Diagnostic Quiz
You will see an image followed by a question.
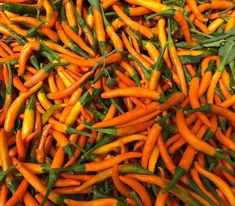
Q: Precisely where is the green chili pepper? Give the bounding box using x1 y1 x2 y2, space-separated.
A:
0 2 39 15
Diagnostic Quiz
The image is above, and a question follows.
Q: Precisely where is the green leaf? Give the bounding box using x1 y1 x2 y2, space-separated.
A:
229 60 235 82
199 27 235 46
202 39 225 48
219 39 235 65
162 0 185 7
179 54 203 64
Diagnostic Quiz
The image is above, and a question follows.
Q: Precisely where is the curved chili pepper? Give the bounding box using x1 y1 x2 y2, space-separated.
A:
4 81 42 135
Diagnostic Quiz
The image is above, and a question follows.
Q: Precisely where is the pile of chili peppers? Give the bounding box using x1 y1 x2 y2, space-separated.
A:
0 0 235 205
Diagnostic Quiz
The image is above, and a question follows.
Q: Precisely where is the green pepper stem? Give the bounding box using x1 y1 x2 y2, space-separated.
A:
195 65 201 78
6 179 18 195
92 69 106 83
63 144 73 157
78 91 90 105
70 0 92 41
6 64 13 94
217 149 235 158
52 164 85 173
100 3 110 27
84 88 100 104
0 59 18 66
71 142 87 153
86 124 116 135
205 61 215 73
42 103 66 125
183 65 192 82
167 19 173 46
40 42 60 61
60 1 66 22
131 191 144 206
27 20 46 37
162 167 185 194
129 55 150 79
41 51 54 63
0 164 16 183
39 173 58 206
41 164 51 174
206 155 217 171
0 23 27 44
146 9 175 20
153 44 167 72
119 164 153 175
218 165 235 176
131 73 140 87
203 130 213 141
87 106 105 120
66 126 93 137
81 135 115 160
201 177 225 206
88 0 100 10
44 62 69 73
71 142 97 162
1 2 38 15
26 94 35 110
29 55 40 70
94 49 119 72
71 44 90 58
99 41 106 56
184 104 211 114
215 151 235 167
110 98 124 114
187 180 217 206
